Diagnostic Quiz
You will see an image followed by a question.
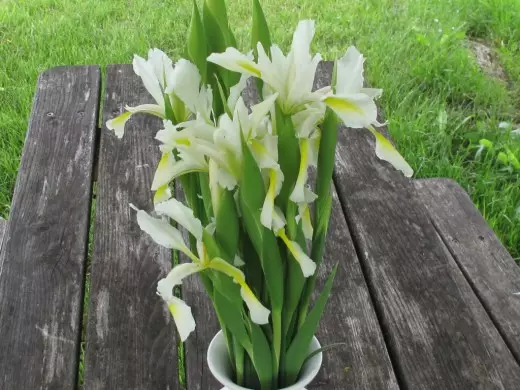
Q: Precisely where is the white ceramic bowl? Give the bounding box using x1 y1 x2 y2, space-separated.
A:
207 330 322 390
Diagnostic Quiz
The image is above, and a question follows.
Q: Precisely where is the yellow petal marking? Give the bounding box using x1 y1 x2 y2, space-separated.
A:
324 96 364 114
237 60 261 77
153 184 172 205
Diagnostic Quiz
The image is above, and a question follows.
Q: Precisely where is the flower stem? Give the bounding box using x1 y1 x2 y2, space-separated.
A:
272 308 282 381
233 337 245 386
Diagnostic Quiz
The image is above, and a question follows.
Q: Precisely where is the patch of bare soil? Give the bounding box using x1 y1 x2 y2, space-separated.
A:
466 39 507 82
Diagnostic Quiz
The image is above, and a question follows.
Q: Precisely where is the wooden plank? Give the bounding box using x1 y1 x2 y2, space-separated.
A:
0 66 100 389
83 65 178 390
313 189 399 389
313 62 520 388
0 219 6 254
415 178 520 362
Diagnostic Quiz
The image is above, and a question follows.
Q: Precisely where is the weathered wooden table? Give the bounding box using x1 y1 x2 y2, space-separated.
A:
1 63 519 390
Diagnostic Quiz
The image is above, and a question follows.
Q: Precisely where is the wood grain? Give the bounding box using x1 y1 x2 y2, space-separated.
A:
415 178 520 362
313 62 520 388
312 189 399 389
83 65 178 390
0 219 6 255
0 66 100 389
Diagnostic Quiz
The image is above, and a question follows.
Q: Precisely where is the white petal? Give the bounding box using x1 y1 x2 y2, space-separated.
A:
323 93 378 128
155 198 203 241
361 88 383 99
208 47 262 78
151 150 208 190
228 73 251 112
214 113 241 156
207 258 269 324
208 257 246 283
250 136 278 169
166 59 202 114
291 20 315 64
165 296 196 342
106 112 132 139
151 152 176 191
289 138 311 203
271 206 287 233
148 48 174 89
286 20 322 109
292 103 325 138
260 169 284 229
125 104 165 118
336 46 365 95
133 54 164 105
250 92 279 131
135 210 190 253
308 129 321 167
153 184 172 205
216 167 237 190
279 231 316 277
205 221 217 235
234 255 245 267
256 43 286 96
208 159 222 214
304 186 318 203
368 127 414 178
197 84 214 122
158 263 203 296
240 285 270 324
297 202 313 240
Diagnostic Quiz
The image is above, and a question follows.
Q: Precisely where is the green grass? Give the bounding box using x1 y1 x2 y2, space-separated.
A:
1 0 519 260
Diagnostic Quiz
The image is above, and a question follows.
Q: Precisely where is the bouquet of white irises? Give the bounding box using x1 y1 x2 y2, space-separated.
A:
107 1 412 388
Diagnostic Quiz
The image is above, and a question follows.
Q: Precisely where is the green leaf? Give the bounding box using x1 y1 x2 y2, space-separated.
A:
331 59 338 94
260 229 284 309
214 75 233 118
163 93 176 123
283 202 307 339
315 108 339 203
187 0 207 82
172 92 188 124
205 0 230 36
298 189 332 327
238 133 266 253
249 322 273 390
275 103 300 210
301 342 347 367
206 0 237 49
243 234 264 298
239 136 284 310
198 172 213 220
284 264 338 385
252 0 272 59
214 290 253 354
244 352 260 389
233 336 245 385
203 1 227 54
203 230 241 304
216 189 239 260
204 0 239 90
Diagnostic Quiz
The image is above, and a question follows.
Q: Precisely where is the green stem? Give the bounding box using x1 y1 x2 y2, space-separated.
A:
272 309 282 381
233 337 245 386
